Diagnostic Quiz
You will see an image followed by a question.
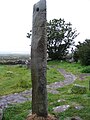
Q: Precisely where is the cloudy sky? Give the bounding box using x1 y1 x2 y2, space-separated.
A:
0 0 90 54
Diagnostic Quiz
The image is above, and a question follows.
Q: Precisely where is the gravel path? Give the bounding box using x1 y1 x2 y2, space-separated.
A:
0 68 77 119
47 68 77 94
78 73 90 80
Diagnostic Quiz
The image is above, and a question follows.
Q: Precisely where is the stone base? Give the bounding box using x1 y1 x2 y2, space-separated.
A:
26 114 57 120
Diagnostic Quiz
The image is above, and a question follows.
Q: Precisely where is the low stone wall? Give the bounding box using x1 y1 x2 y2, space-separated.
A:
0 59 27 65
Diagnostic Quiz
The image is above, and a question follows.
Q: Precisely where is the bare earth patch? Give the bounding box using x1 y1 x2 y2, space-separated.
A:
26 114 58 120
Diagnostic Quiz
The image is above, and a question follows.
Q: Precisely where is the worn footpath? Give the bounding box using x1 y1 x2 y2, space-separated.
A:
0 68 81 119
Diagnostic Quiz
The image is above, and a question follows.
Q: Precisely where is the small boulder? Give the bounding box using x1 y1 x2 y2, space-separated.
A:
71 84 87 94
53 105 70 113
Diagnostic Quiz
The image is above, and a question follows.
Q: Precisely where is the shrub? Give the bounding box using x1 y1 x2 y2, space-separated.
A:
81 66 90 73
75 39 90 66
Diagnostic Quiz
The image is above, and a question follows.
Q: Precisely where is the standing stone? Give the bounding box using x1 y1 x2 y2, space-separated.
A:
31 0 47 117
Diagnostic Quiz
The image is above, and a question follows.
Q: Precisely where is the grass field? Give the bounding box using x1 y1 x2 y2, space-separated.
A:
0 61 90 120
0 65 31 95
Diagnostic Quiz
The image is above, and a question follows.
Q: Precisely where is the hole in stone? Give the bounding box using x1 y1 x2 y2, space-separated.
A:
36 7 39 12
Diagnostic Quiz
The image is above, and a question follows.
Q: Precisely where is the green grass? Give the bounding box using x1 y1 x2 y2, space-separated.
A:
0 64 64 96
1 61 90 120
0 65 31 96
47 66 64 84
2 101 31 120
81 66 90 73
48 60 88 74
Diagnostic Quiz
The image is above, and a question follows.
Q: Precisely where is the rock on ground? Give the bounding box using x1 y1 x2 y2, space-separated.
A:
71 84 87 94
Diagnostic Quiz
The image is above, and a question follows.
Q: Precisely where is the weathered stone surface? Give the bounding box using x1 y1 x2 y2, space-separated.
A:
0 89 32 114
31 0 47 117
74 105 84 110
53 105 70 113
71 84 87 94
0 109 3 120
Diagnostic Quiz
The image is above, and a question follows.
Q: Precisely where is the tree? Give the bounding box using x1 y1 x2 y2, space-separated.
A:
27 18 79 60
47 18 79 60
75 39 90 65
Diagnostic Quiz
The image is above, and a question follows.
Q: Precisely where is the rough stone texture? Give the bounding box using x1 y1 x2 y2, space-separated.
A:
31 0 48 117
0 109 3 120
53 105 70 113
71 84 87 94
0 89 32 119
74 105 84 110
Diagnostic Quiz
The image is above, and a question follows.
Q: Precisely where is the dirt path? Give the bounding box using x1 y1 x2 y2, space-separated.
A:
0 69 77 111
47 68 77 94
1 68 90 119
0 68 77 119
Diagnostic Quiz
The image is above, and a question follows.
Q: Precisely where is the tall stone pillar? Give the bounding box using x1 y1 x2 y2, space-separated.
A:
31 0 47 117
